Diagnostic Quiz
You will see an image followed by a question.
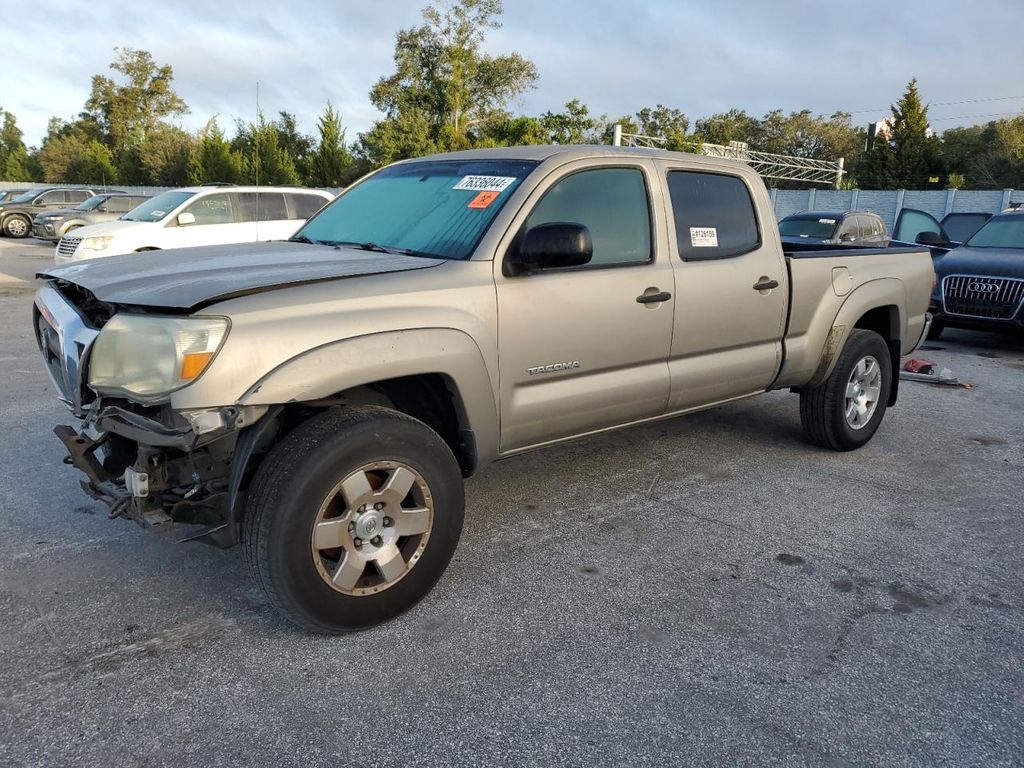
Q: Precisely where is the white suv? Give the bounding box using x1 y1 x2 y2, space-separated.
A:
54 185 333 263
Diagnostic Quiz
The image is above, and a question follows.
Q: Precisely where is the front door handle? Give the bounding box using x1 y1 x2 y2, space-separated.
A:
636 291 672 304
753 278 779 291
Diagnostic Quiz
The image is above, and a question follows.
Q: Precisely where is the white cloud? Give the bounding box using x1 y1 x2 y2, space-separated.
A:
1 0 1019 148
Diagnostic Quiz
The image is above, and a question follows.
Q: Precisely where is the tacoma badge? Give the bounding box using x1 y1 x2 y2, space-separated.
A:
527 361 581 375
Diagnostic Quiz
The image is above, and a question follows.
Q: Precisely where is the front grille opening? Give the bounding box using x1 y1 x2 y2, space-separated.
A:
942 275 1024 320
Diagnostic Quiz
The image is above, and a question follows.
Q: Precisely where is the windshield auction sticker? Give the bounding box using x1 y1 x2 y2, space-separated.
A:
453 175 517 192
690 227 719 247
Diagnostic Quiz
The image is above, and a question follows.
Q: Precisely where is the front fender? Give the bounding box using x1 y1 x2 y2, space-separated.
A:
236 328 500 463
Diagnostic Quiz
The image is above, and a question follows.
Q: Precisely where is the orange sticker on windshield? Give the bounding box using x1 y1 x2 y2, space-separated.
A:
468 191 500 209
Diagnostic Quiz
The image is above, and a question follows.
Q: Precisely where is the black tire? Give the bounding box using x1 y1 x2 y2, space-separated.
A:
799 329 892 451
926 321 944 340
3 215 30 238
243 406 464 633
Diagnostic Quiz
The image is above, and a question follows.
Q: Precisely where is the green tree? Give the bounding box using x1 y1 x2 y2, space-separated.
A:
140 124 194 185
307 103 353 186
694 109 760 145
275 111 314 181
84 47 188 161
233 115 301 185
860 79 943 189
635 104 695 150
360 0 538 165
190 118 245 184
540 99 596 144
38 131 117 184
0 108 32 181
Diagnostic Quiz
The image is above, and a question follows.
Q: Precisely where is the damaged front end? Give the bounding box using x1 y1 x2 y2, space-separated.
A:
34 281 276 548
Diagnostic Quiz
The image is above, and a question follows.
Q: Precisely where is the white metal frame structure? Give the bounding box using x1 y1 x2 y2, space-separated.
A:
611 125 846 188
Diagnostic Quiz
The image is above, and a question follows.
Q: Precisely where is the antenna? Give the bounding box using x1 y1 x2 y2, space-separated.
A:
255 80 260 242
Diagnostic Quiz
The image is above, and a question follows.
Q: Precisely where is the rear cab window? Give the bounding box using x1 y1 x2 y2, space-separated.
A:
666 171 760 260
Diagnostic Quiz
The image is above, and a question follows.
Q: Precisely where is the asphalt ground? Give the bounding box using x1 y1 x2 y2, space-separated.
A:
1 237 1022 767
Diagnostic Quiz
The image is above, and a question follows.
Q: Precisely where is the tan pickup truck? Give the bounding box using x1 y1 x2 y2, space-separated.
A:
33 146 934 632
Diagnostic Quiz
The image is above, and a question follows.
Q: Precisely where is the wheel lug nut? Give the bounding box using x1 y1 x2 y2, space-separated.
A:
374 502 384 511
383 517 392 527
371 536 382 546
353 538 363 548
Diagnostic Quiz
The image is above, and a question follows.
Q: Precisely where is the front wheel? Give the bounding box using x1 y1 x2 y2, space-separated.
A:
799 329 892 451
926 321 944 340
243 406 465 633
3 215 30 238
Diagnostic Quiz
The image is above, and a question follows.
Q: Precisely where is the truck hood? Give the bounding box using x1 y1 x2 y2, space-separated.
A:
38 241 446 311
933 246 1024 279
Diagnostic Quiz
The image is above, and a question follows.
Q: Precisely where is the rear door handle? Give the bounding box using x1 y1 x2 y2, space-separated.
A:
636 291 672 304
753 279 779 291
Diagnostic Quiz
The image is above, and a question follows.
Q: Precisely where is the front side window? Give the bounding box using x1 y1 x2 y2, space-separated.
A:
104 196 134 213
297 159 538 260
668 171 760 260
38 191 65 205
524 167 652 267
183 193 234 225
894 209 942 242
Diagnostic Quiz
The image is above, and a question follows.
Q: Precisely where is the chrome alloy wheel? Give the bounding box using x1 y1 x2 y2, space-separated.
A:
5 217 28 236
844 355 882 430
311 462 434 596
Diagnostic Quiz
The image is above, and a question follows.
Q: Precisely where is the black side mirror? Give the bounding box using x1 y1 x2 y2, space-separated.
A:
838 232 855 243
506 222 593 276
916 230 948 247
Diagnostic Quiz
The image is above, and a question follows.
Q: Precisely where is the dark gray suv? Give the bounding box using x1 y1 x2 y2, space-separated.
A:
778 210 890 247
0 187 97 238
32 193 150 241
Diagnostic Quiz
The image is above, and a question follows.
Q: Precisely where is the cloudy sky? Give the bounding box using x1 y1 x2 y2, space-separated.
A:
3 0 1021 147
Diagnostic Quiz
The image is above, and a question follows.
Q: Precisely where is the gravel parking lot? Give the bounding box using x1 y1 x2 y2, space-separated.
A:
1 237 1022 767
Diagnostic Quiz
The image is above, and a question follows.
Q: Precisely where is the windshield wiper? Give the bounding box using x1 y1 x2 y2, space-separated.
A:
289 234 321 245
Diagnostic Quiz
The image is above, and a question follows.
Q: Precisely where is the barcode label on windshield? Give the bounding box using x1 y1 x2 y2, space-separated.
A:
453 175 517 192
690 227 718 247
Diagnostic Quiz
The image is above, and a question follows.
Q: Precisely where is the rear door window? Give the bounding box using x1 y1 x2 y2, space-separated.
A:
67 190 91 203
235 192 289 222
667 171 760 260
288 193 328 220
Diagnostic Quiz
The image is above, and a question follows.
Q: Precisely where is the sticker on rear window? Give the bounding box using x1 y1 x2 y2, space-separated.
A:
690 227 718 248
819 218 836 224
453 175 516 192
468 191 500 209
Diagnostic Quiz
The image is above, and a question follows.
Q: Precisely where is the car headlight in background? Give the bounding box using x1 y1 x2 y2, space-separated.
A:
88 314 229 400
81 236 114 252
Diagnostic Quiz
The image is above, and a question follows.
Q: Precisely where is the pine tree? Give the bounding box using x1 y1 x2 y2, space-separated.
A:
308 103 352 187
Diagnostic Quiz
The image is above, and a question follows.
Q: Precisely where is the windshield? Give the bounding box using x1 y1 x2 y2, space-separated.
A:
11 189 39 203
76 195 110 211
964 216 1024 249
297 159 539 259
778 216 838 238
122 190 195 222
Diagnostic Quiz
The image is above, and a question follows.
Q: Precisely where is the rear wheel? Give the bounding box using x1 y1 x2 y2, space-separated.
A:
799 329 892 451
3 215 30 238
243 406 464 633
